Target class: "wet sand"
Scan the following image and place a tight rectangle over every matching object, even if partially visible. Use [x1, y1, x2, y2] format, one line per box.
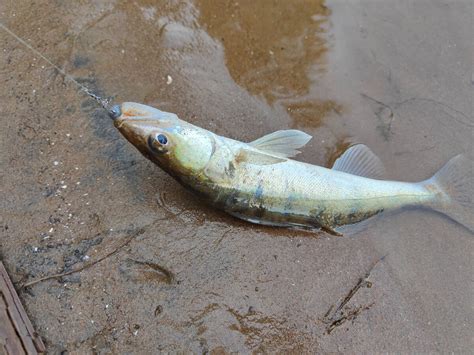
[0, 0, 472, 352]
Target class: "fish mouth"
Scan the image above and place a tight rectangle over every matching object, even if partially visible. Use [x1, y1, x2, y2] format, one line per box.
[109, 105, 122, 120]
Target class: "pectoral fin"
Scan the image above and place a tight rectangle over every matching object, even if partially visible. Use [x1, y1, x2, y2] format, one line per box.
[236, 148, 286, 166]
[249, 130, 312, 158]
[332, 144, 385, 179]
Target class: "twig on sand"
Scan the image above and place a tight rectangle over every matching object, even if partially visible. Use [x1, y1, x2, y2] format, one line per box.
[22, 227, 146, 288]
[322, 254, 387, 334]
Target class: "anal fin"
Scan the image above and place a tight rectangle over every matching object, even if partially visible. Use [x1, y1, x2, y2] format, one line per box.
[321, 225, 344, 237]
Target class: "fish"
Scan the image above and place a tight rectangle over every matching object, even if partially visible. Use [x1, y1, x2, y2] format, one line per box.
[109, 102, 473, 235]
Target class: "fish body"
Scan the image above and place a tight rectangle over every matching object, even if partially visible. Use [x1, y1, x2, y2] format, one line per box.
[190, 135, 432, 229]
[111, 102, 473, 234]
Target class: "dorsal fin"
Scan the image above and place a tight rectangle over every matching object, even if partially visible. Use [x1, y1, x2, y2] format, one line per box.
[249, 130, 312, 158]
[332, 144, 385, 179]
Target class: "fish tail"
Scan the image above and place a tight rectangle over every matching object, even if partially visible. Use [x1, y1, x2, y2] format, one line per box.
[424, 154, 473, 232]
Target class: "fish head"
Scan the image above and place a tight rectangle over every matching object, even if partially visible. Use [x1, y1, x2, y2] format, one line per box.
[111, 102, 214, 177]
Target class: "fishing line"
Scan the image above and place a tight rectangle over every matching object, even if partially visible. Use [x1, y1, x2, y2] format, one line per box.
[0, 21, 113, 113]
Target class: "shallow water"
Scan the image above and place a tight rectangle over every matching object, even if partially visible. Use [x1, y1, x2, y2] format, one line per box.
[1, 0, 472, 352]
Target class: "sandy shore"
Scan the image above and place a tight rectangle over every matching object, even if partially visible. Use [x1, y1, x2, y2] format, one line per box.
[0, 0, 472, 352]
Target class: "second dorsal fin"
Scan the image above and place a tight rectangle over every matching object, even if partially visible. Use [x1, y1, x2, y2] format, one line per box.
[332, 144, 385, 179]
[249, 130, 312, 158]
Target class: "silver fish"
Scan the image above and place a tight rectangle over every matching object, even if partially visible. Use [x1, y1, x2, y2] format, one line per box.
[110, 102, 473, 235]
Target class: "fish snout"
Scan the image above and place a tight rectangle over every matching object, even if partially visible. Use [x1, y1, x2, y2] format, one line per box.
[109, 105, 122, 120]
[110, 102, 180, 129]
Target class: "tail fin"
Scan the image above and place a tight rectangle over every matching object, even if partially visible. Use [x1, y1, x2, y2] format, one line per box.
[427, 154, 473, 232]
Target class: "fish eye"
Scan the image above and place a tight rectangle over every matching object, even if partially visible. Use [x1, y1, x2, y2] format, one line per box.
[156, 133, 168, 145]
[148, 133, 169, 153]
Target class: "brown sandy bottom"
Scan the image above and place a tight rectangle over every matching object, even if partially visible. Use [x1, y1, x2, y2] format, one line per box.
[0, 0, 472, 353]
